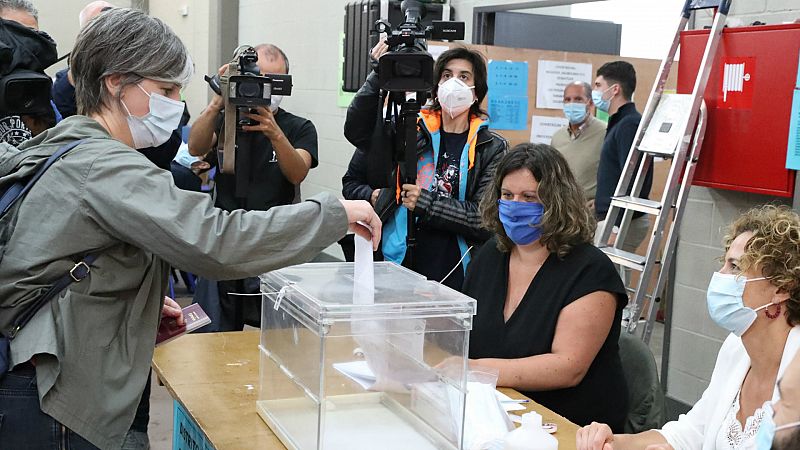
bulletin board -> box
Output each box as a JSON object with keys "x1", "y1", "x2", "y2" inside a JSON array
[{"x1": 429, "y1": 42, "x2": 677, "y2": 147}]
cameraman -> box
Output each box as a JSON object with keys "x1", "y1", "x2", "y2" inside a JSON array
[
  {"x1": 345, "y1": 44, "x2": 507, "y2": 290},
  {"x1": 189, "y1": 43, "x2": 318, "y2": 331},
  {"x1": 0, "y1": 1, "x2": 60, "y2": 144}
]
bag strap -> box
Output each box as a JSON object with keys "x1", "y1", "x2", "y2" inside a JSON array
[
  {"x1": 0, "y1": 139, "x2": 99, "y2": 339},
  {"x1": 0, "y1": 140, "x2": 85, "y2": 216},
  {"x1": 9, "y1": 253, "x2": 98, "y2": 339}
]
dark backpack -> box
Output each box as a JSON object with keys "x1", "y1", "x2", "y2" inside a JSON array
[{"x1": 0, "y1": 140, "x2": 98, "y2": 379}]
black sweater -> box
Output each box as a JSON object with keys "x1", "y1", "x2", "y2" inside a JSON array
[{"x1": 595, "y1": 102, "x2": 652, "y2": 221}]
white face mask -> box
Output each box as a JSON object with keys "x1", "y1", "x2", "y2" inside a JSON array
[
  {"x1": 437, "y1": 77, "x2": 476, "y2": 119},
  {"x1": 121, "y1": 84, "x2": 185, "y2": 149},
  {"x1": 269, "y1": 95, "x2": 283, "y2": 113}
]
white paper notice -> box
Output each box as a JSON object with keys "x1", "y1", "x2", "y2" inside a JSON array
[
  {"x1": 536, "y1": 60, "x2": 593, "y2": 110},
  {"x1": 353, "y1": 234, "x2": 374, "y2": 305},
  {"x1": 530, "y1": 115, "x2": 569, "y2": 144}
]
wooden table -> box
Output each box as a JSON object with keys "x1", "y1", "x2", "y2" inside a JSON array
[{"x1": 153, "y1": 331, "x2": 578, "y2": 450}]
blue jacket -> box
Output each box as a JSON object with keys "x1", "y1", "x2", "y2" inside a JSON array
[{"x1": 52, "y1": 68, "x2": 76, "y2": 118}]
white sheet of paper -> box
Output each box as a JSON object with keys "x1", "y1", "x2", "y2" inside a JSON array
[
  {"x1": 353, "y1": 234, "x2": 374, "y2": 305},
  {"x1": 530, "y1": 115, "x2": 569, "y2": 144},
  {"x1": 333, "y1": 360, "x2": 376, "y2": 390},
  {"x1": 495, "y1": 390, "x2": 526, "y2": 412},
  {"x1": 536, "y1": 60, "x2": 593, "y2": 110}
]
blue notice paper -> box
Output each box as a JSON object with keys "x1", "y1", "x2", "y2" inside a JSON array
[
  {"x1": 173, "y1": 400, "x2": 213, "y2": 450},
  {"x1": 786, "y1": 51, "x2": 800, "y2": 170},
  {"x1": 488, "y1": 60, "x2": 529, "y2": 130}
]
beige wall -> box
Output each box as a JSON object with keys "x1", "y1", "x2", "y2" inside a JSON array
[
  {"x1": 147, "y1": 0, "x2": 213, "y2": 122},
  {"x1": 38, "y1": 0, "x2": 134, "y2": 76}
]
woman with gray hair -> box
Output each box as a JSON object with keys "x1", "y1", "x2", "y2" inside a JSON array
[{"x1": 0, "y1": 8, "x2": 380, "y2": 449}]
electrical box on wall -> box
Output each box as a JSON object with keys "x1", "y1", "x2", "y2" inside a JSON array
[{"x1": 678, "y1": 24, "x2": 800, "y2": 197}]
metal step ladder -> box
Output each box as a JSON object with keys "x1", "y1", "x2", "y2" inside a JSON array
[{"x1": 596, "y1": 0, "x2": 731, "y2": 343}]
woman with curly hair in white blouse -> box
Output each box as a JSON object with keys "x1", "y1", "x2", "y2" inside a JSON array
[{"x1": 577, "y1": 205, "x2": 800, "y2": 450}]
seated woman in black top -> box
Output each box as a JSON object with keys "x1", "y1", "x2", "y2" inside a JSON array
[{"x1": 464, "y1": 143, "x2": 629, "y2": 431}]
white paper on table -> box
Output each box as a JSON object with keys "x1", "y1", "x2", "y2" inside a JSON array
[
  {"x1": 353, "y1": 234, "x2": 374, "y2": 305},
  {"x1": 496, "y1": 390, "x2": 526, "y2": 412}
]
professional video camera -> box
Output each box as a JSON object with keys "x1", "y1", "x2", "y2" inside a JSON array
[
  {"x1": 225, "y1": 47, "x2": 293, "y2": 109},
  {"x1": 206, "y1": 46, "x2": 293, "y2": 128},
  {"x1": 204, "y1": 45, "x2": 294, "y2": 201},
  {"x1": 374, "y1": 0, "x2": 464, "y2": 93},
  {"x1": 369, "y1": 0, "x2": 464, "y2": 267},
  {"x1": 0, "y1": 18, "x2": 58, "y2": 117}
]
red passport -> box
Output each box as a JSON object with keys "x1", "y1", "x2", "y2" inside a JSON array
[{"x1": 155, "y1": 303, "x2": 211, "y2": 346}]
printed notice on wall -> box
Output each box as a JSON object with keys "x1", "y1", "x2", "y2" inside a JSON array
[
  {"x1": 488, "y1": 60, "x2": 529, "y2": 130},
  {"x1": 530, "y1": 115, "x2": 569, "y2": 145},
  {"x1": 786, "y1": 52, "x2": 800, "y2": 170},
  {"x1": 536, "y1": 60, "x2": 593, "y2": 110}
]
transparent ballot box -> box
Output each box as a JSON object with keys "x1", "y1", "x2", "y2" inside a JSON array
[{"x1": 258, "y1": 262, "x2": 477, "y2": 450}]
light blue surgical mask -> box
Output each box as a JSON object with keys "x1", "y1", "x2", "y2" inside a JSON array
[
  {"x1": 122, "y1": 84, "x2": 185, "y2": 150},
  {"x1": 591, "y1": 84, "x2": 616, "y2": 113},
  {"x1": 498, "y1": 199, "x2": 544, "y2": 246},
  {"x1": 756, "y1": 401, "x2": 800, "y2": 450},
  {"x1": 173, "y1": 142, "x2": 201, "y2": 169},
  {"x1": 563, "y1": 102, "x2": 588, "y2": 124},
  {"x1": 706, "y1": 272, "x2": 771, "y2": 336}
]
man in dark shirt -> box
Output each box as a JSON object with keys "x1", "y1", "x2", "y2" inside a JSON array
[
  {"x1": 189, "y1": 43, "x2": 318, "y2": 331},
  {"x1": 593, "y1": 61, "x2": 652, "y2": 253}
]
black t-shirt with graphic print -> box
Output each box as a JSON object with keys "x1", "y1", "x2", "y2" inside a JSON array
[
  {"x1": 411, "y1": 129, "x2": 469, "y2": 290},
  {"x1": 214, "y1": 108, "x2": 318, "y2": 212},
  {"x1": 0, "y1": 115, "x2": 32, "y2": 145}
]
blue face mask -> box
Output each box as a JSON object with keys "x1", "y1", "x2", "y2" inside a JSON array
[
  {"x1": 563, "y1": 102, "x2": 588, "y2": 124},
  {"x1": 498, "y1": 199, "x2": 544, "y2": 246},
  {"x1": 591, "y1": 85, "x2": 615, "y2": 113},
  {"x1": 706, "y1": 272, "x2": 771, "y2": 336},
  {"x1": 756, "y1": 401, "x2": 800, "y2": 450}
]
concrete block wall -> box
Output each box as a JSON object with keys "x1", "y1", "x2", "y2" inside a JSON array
[
  {"x1": 238, "y1": 0, "x2": 353, "y2": 211},
  {"x1": 693, "y1": 0, "x2": 800, "y2": 28}
]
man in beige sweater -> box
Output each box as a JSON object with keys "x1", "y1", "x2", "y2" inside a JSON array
[{"x1": 550, "y1": 81, "x2": 606, "y2": 209}]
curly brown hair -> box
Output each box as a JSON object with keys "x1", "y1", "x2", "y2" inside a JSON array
[
  {"x1": 723, "y1": 205, "x2": 800, "y2": 326},
  {"x1": 480, "y1": 143, "x2": 595, "y2": 257}
]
